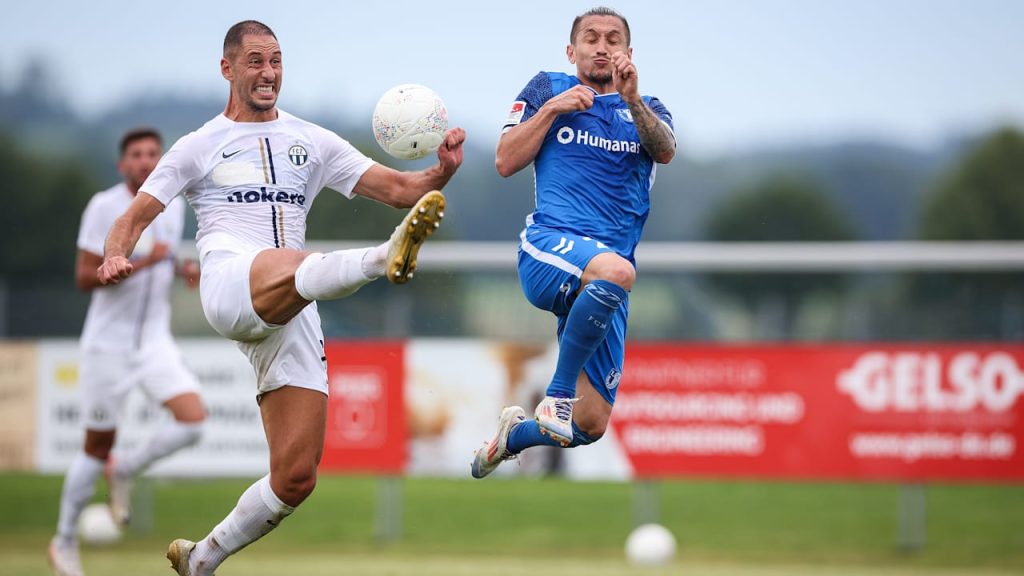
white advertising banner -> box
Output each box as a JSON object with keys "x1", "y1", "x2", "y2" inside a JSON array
[
  {"x1": 404, "y1": 339, "x2": 631, "y2": 479},
  {"x1": 36, "y1": 339, "x2": 268, "y2": 477}
]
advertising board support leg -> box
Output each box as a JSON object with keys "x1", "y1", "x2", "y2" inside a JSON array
[
  {"x1": 632, "y1": 479, "x2": 661, "y2": 527},
  {"x1": 897, "y1": 483, "x2": 926, "y2": 553},
  {"x1": 374, "y1": 475, "x2": 403, "y2": 543},
  {"x1": 127, "y1": 476, "x2": 155, "y2": 536}
]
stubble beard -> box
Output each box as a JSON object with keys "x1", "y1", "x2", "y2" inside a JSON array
[
  {"x1": 584, "y1": 69, "x2": 613, "y2": 91},
  {"x1": 245, "y1": 95, "x2": 276, "y2": 113}
]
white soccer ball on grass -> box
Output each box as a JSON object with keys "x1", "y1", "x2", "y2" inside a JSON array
[
  {"x1": 625, "y1": 523, "x2": 677, "y2": 566},
  {"x1": 372, "y1": 83, "x2": 448, "y2": 160},
  {"x1": 77, "y1": 502, "x2": 122, "y2": 546}
]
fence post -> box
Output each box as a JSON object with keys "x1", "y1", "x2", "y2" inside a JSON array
[
  {"x1": 897, "y1": 483, "x2": 927, "y2": 553},
  {"x1": 374, "y1": 475, "x2": 403, "y2": 543},
  {"x1": 632, "y1": 479, "x2": 661, "y2": 527}
]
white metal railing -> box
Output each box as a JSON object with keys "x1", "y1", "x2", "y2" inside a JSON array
[{"x1": 293, "y1": 241, "x2": 1024, "y2": 272}]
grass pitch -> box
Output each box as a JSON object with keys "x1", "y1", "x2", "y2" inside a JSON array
[{"x1": 2, "y1": 474, "x2": 1021, "y2": 575}]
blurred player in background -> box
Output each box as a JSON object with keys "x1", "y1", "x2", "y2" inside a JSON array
[
  {"x1": 473, "y1": 6, "x2": 675, "y2": 478},
  {"x1": 50, "y1": 128, "x2": 206, "y2": 576},
  {"x1": 97, "y1": 20, "x2": 464, "y2": 575}
]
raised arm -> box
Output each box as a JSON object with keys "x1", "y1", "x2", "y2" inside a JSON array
[
  {"x1": 97, "y1": 192, "x2": 166, "y2": 285},
  {"x1": 353, "y1": 128, "x2": 465, "y2": 208},
  {"x1": 495, "y1": 85, "x2": 595, "y2": 177},
  {"x1": 612, "y1": 52, "x2": 675, "y2": 165}
]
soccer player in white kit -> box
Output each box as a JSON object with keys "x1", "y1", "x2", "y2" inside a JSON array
[
  {"x1": 96, "y1": 21, "x2": 465, "y2": 575},
  {"x1": 49, "y1": 129, "x2": 207, "y2": 576}
]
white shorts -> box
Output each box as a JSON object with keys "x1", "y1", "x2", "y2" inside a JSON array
[
  {"x1": 80, "y1": 345, "x2": 201, "y2": 431},
  {"x1": 199, "y1": 248, "x2": 328, "y2": 396}
]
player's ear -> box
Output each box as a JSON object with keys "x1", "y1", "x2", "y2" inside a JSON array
[
  {"x1": 566, "y1": 44, "x2": 575, "y2": 64},
  {"x1": 220, "y1": 57, "x2": 233, "y2": 81}
]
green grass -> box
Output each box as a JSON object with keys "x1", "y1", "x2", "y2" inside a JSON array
[{"x1": 2, "y1": 474, "x2": 1022, "y2": 575}]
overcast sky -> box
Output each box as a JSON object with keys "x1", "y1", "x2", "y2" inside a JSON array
[{"x1": 4, "y1": 0, "x2": 1023, "y2": 157}]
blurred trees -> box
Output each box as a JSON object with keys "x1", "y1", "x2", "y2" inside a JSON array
[
  {"x1": 908, "y1": 127, "x2": 1024, "y2": 339},
  {"x1": 920, "y1": 127, "x2": 1024, "y2": 241},
  {"x1": 703, "y1": 175, "x2": 856, "y2": 338},
  {"x1": 0, "y1": 58, "x2": 1020, "y2": 340},
  {"x1": 0, "y1": 132, "x2": 97, "y2": 279},
  {"x1": 0, "y1": 130, "x2": 98, "y2": 336}
]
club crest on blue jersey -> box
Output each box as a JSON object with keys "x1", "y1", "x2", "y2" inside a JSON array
[
  {"x1": 615, "y1": 108, "x2": 634, "y2": 123},
  {"x1": 288, "y1": 145, "x2": 308, "y2": 166},
  {"x1": 605, "y1": 368, "x2": 622, "y2": 390}
]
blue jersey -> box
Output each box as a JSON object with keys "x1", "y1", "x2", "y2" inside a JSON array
[{"x1": 503, "y1": 71, "x2": 673, "y2": 262}]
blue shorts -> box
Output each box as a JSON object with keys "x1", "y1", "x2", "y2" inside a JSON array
[{"x1": 517, "y1": 226, "x2": 629, "y2": 406}]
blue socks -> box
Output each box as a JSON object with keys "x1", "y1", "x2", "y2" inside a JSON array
[
  {"x1": 546, "y1": 280, "x2": 627, "y2": 398},
  {"x1": 507, "y1": 280, "x2": 626, "y2": 455},
  {"x1": 507, "y1": 420, "x2": 561, "y2": 454},
  {"x1": 507, "y1": 421, "x2": 600, "y2": 454}
]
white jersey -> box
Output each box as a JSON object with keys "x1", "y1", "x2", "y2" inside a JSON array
[
  {"x1": 140, "y1": 110, "x2": 375, "y2": 260},
  {"x1": 78, "y1": 183, "x2": 187, "y2": 352}
]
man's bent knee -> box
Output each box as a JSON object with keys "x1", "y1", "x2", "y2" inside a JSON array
[
  {"x1": 272, "y1": 466, "x2": 318, "y2": 507},
  {"x1": 584, "y1": 253, "x2": 636, "y2": 291},
  {"x1": 84, "y1": 429, "x2": 116, "y2": 461},
  {"x1": 165, "y1": 392, "x2": 206, "y2": 423},
  {"x1": 571, "y1": 408, "x2": 608, "y2": 443},
  {"x1": 250, "y1": 249, "x2": 314, "y2": 326},
  {"x1": 598, "y1": 263, "x2": 635, "y2": 291},
  {"x1": 568, "y1": 421, "x2": 603, "y2": 447}
]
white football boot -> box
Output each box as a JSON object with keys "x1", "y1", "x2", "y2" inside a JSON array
[
  {"x1": 471, "y1": 406, "x2": 526, "y2": 479},
  {"x1": 534, "y1": 396, "x2": 578, "y2": 447},
  {"x1": 105, "y1": 462, "x2": 133, "y2": 529},
  {"x1": 48, "y1": 536, "x2": 84, "y2": 576}
]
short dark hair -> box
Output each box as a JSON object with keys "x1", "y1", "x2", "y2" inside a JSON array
[
  {"x1": 570, "y1": 7, "x2": 630, "y2": 46},
  {"x1": 119, "y1": 127, "x2": 162, "y2": 157},
  {"x1": 224, "y1": 20, "x2": 277, "y2": 59}
]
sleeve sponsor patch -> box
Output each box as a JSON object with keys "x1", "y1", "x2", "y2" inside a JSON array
[{"x1": 504, "y1": 101, "x2": 526, "y2": 127}]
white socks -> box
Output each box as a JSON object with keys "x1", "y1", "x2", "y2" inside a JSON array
[
  {"x1": 294, "y1": 247, "x2": 386, "y2": 302},
  {"x1": 362, "y1": 242, "x2": 390, "y2": 279},
  {"x1": 113, "y1": 420, "x2": 203, "y2": 478},
  {"x1": 56, "y1": 452, "x2": 105, "y2": 544},
  {"x1": 190, "y1": 475, "x2": 294, "y2": 575}
]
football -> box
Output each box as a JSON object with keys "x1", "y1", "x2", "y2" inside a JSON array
[
  {"x1": 77, "y1": 502, "x2": 122, "y2": 546},
  {"x1": 372, "y1": 84, "x2": 448, "y2": 160},
  {"x1": 625, "y1": 523, "x2": 677, "y2": 566}
]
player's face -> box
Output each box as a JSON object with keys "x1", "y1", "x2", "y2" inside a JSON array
[
  {"x1": 229, "y1": 34, "x2": 282, "y2": 113},
  {"x1": 118, "y1": 137, "x2": 161, "y2": 191},
  {"x1": 568, "y1": 15, "x2": 631, "y2": 88}
]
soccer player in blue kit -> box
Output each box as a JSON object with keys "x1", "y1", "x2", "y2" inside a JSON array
[{"x1": 472, "y1": 7, "x2": 676, "y2": 477}]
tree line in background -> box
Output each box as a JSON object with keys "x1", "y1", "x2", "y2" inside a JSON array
[
  {"x1": 701, "y1": 127, "x2": 1024, "y2": 339},
  {"x1": 0, "y1": 61, "x2": 1021, "y2": 339}
]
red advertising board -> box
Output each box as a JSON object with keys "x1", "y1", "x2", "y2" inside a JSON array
[
  {"x1": 319, "y1": 341, "x2": 406, "y2": 474},
  {"x1": 612, "y1": 344, "x2": 1024, "y2": 482}
]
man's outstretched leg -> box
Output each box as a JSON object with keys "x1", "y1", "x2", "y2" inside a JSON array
[
  {"x1": 167, "y1": 386, "x2": 325, "y2": 576},
  {"x1": 107, "y1": 392, "x2": 205, "y2": 528},
  {"x1": 251, "y1": 191, "x2": 446, "y2": 327}
]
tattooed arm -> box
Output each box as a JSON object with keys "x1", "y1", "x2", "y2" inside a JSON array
[{"x1": 612, "y1": 51, "x2": 676, "y2": 164}]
